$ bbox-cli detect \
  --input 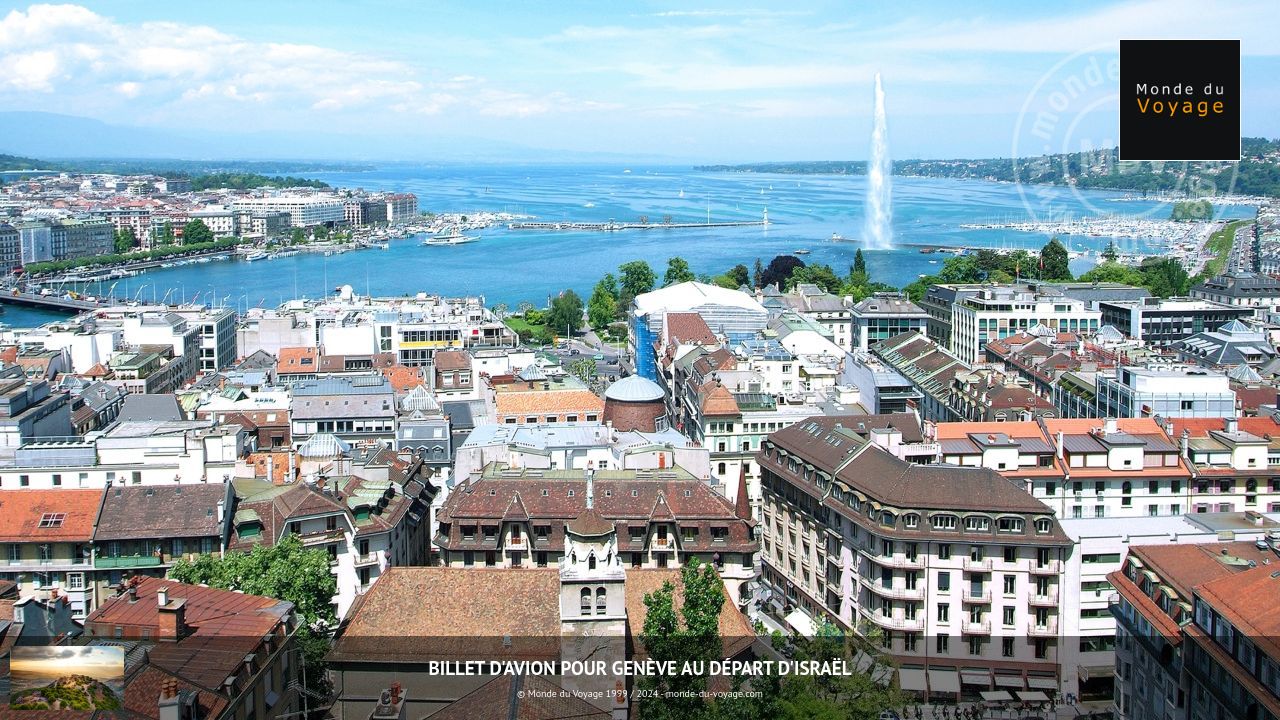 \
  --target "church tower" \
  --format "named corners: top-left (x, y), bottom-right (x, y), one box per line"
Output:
top-left (558, 465), bottom-right (628, 720)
